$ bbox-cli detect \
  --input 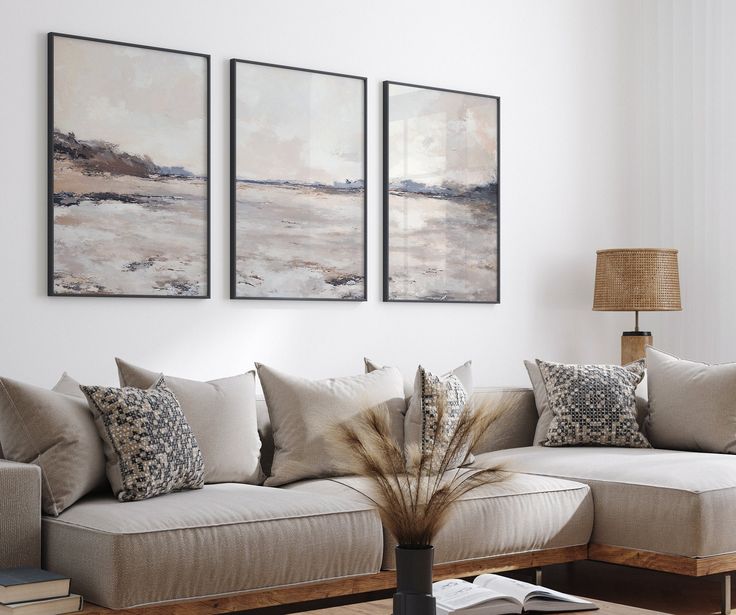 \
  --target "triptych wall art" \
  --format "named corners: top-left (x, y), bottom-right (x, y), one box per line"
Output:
top-left (383, 82), bottom-right (500, 303)
top-left (230, 60), bottom-right (367, 300)
top-left (48, 33), bottom-right (210, 298)
top-left (47, 33), bottom-right (499, 303)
